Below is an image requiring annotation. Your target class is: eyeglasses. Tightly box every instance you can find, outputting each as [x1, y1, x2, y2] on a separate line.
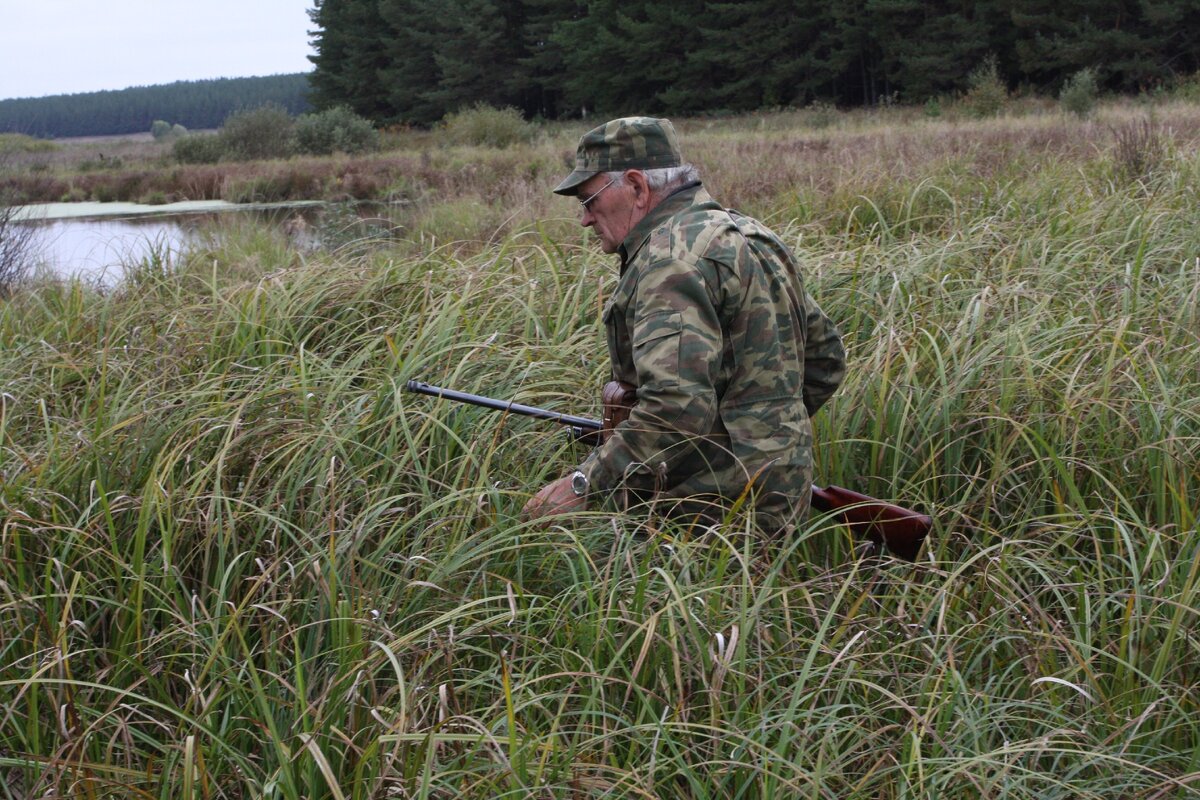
[578, 178, 616, 210]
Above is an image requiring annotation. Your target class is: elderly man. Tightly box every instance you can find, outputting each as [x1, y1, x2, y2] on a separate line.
[523, 117, 846, 532]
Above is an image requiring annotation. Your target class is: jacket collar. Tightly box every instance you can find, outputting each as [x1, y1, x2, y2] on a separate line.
[618, 180, 706, 270]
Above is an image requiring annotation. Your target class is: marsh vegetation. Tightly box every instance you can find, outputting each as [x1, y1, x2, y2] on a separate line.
[0, 100, 1198, 798]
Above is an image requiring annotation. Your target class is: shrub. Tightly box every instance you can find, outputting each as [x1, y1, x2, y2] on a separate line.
[219, 103, 295, 161]
[0, 133, 57, 155]
[151, 121, 187, 141]
[173, 134, 225, 165]
[963, 55, 1007, 118]
[1170, 71, 1200, 102]
[0, 157, 38, 295]
[440, 104, 534, 148]
[294, 106, 379, 156]
[292, 105, 376, 155]
[1060, 67, 1099, 118]
[91, 182, 120, 202]
[0, 210, 36, 295]
[805, 100, 838, 129]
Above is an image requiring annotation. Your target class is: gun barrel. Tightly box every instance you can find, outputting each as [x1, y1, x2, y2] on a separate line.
[405, 380, 602, 432]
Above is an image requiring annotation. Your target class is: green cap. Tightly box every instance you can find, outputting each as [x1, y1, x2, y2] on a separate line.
[553, 116, 682, 195]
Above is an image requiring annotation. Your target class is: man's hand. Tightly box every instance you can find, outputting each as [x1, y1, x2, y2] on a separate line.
[522, 475, 586, 522]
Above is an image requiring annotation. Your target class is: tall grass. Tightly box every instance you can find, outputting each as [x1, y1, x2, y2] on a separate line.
[0, 103, 1198, 798]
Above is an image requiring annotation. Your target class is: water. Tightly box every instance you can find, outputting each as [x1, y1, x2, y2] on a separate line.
[14, 200, 324, 285]
[28, 216, 198, 283]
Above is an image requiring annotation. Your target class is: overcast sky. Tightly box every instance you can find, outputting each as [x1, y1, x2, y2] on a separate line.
[0, 1, 315, 101]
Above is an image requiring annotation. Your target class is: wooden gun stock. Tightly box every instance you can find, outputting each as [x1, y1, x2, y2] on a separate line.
[810, 484, 931, 561]
[601, 380, 638, 438]
[574, 380, 637, 445]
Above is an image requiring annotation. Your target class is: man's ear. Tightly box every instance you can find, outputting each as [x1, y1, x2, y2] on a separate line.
[626, 170, 653, 209]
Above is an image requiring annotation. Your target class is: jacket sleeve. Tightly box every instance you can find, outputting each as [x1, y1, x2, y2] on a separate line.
[578, 256, 722, 496]
[800, 291, 846, 417]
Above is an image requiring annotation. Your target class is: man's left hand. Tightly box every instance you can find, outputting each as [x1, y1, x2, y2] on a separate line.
[522, 476, 585, 522]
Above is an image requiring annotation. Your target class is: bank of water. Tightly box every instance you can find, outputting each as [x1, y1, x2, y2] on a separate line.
[15, 200, 325, 284]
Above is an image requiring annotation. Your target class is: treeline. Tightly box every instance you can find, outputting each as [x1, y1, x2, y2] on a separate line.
[0, 74, 312, 139]
[309, 0, 1200, 124]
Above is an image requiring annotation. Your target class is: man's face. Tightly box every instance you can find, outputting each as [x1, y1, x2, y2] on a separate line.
[577, 172, 636, 254]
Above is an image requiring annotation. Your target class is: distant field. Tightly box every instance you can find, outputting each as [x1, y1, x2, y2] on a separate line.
[49, 131, 216, 144]
[57, 132, 156, 143]
[0, 101, 1198, 798]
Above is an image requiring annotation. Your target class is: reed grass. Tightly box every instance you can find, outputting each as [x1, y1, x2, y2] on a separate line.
[1, 102, 1198, 798]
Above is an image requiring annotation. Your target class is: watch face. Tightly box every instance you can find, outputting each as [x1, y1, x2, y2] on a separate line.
[571, 471, 588, 496]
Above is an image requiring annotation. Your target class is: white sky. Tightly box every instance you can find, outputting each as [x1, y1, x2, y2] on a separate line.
[0, 1, 316, 100]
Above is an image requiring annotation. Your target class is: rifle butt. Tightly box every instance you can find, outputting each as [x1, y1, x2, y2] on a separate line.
[811, 485, 931, 562]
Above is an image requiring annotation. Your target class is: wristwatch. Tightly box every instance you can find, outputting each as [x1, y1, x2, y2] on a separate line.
[569, 469, 589, 497]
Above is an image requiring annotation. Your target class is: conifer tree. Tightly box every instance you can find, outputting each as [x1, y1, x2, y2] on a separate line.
[425, 0, 528, 115]
[375, 0, 443, 124]
[1006, 0, 1172, 90]
[308, 0, 392, 120]
[516, 0, 585, 118]
[684, 0, 843, 111]
[555, 0, 707, 116]
[297, 0, 1200, 123]
[867, 0, 991, 100]
[827, 0, 886, 104]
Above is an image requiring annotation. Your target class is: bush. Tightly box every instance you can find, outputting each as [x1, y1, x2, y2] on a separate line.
[1170, 71, 1200, 102]
[152, 120, 187, 142]
[294, 106, 379, 156]
[963, 55, 1007, 118]
[219, 103, 295, 161]
[440, 104, 534, 148]
[0, 157, 38, 295]
[805, 100, 838, 129]
[1060, 68, 1099, 118]
[0, 133, 57, 155]
[173, 134, 225, 165]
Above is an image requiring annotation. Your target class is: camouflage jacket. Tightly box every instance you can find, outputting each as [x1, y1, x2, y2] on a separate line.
[578, 183, 846, 528]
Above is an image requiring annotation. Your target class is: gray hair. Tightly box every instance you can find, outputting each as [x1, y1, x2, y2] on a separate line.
[607, 164, 700, 196]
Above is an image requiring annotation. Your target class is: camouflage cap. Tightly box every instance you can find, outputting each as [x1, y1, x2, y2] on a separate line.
[553, 117, 682, 195]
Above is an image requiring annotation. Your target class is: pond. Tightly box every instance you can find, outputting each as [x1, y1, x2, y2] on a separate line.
[13, 200, 325, 284]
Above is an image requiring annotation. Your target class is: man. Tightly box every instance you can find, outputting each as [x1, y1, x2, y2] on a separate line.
[523, 117, 846, 532]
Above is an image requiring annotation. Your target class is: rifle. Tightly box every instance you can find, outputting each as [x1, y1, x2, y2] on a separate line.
[405, 380, 931, 561]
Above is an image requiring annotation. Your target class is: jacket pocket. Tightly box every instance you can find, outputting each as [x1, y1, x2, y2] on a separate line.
[632, 310, 682, 388]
